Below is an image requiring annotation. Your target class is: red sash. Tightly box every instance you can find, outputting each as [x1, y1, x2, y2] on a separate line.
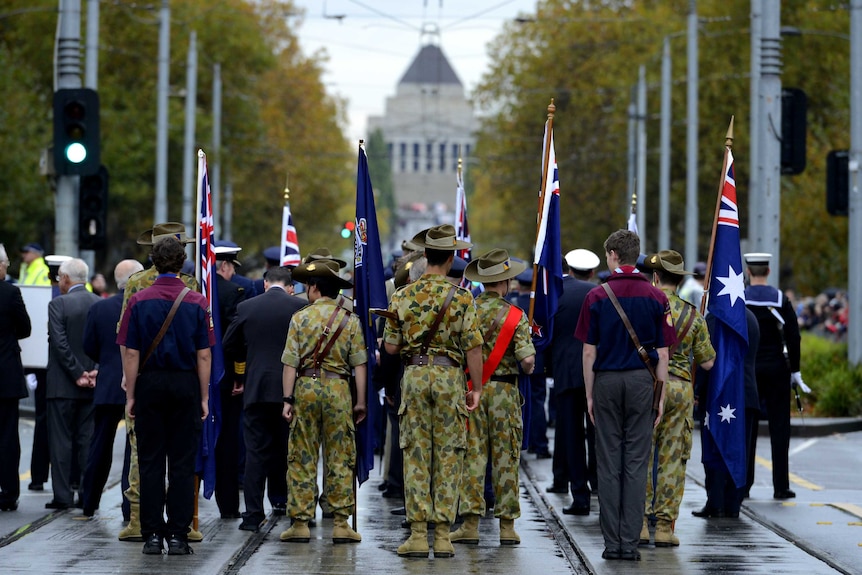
[467, 305, 524, 390]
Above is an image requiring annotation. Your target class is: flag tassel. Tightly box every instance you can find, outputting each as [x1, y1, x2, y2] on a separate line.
[701, 116, 735, 315]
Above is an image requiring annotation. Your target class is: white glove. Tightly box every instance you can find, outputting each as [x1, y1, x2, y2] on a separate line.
[791, 372, 811, 394]
[26, 373, 38, 391]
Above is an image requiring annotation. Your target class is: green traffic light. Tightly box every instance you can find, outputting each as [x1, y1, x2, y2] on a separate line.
[340, 228, 352, 239]
[65, 143, 87, 164]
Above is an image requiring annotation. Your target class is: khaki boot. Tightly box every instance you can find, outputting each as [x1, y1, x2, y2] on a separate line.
[449, 514, 480, 545]
[499, 518, 520, 545]
[639, 517, 650, 545]
[332, 514, 361, 544]
[118, 503, 143, 542]
[187, 526, 203, 542]
[654, 519, 680, 547]
[280, 519, 311, 543]
[432, 523, 455, 558]
[397, 522, 429, 558]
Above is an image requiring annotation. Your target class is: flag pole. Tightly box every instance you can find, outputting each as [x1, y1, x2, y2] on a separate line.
[195, 149, 205, 286]
[701, 116, 735, 315]
[528, 99, 556, 325]
[353, 139, 363, 532]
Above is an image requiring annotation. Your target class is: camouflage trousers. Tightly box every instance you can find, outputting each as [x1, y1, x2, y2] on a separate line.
[645, 377, 693, 522]
[458, 379, 522, 519]
[288, 375, 355, 521]
[123, 413, 139, 504]
[399, 365, 468, 525]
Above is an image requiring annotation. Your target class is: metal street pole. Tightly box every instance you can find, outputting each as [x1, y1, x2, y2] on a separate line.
[627, 89, 636, 223]
[749, 0, 762, 251]
[182, 31, 197, 251]
[154, 0, 169, 225]
[80, 0, 99, 272]
[760, 0, 782, 288]
[685, 0, 699, 268]
[849, 0, 862, 364]
[55, 0, 82, 257]
[659, 36, 671, 251]
[212, 63, 222, 234]
[636, 65, 647, 252]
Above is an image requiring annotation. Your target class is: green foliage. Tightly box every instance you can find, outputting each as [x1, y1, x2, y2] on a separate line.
[365, 129, 396, 238]
[800, 333, 862, 417]
[472, 0, 852, 294]
[0, 0, 352, 277]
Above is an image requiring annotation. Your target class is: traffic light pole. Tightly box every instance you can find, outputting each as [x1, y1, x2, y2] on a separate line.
[849, 0, 862, 365]
[55, 0, 83, 257]
[760, 1, 782, 288]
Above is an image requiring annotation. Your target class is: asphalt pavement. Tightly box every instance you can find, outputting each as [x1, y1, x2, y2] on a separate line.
[1, 415, 861, 574]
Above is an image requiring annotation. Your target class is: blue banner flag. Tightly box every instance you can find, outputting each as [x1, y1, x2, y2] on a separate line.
[530, 121, 563, 353]
[703, 148, 749, 488]
[353, 143, 388, 485]
[195, 150, 223, 499]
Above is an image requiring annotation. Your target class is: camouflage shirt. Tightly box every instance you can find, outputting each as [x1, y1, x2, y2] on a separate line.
[663, 288, 715, 382]
[383, 274, 482, 363]
[281, 298, 367, 375]
[118, 267, 200, 333]
[474, 291, 535, 376]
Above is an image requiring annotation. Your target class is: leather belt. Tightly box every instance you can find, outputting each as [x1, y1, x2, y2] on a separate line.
[405, 354, 460, 368]
[489, 374, 517, 384]
[298, 367, 346, 380]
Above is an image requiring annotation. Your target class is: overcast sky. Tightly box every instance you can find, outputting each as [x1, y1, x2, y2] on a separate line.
[290, 0, 538, 142]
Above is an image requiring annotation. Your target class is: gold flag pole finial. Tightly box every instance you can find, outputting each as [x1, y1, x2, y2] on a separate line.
[359, 138, 365, 151]
[547, 98, 556, 119]
[631, 191, 638, 213]
[284, 173, 290, 202]
[725, 115, 735, 149]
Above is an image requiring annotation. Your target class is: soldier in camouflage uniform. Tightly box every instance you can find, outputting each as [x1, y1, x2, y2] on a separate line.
[117, 223, 199, 543]
[641, 251, 715, 546]
[449, 249, 536, 546]
[383, 224, 484, 559]
[279, 259, 367, 544]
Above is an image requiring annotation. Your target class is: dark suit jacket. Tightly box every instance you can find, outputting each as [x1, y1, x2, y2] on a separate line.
[223, 287, 306, 407]
[47, 286, 101, 399]
[83, 291, 125, 405]
[550, 276, 595, 392]
[0, 281, 32, 399]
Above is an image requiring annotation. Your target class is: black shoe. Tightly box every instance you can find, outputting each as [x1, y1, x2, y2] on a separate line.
[774, 489, 796, 500]
[142, 534, 164, 555]
[535, 451, 552, 460]
[45, 500, 71, 510]
[220, 511, 242, 519]
[562, 504, 590, 516]
[167, 535, 193, 555]
[692, 506, 725, 518]
[620, 550, 642, 561]
[0, 500, 18, 512]
[381, 488, 402, 499]
[377, 480, 389, 492]
[546, 484, 568, 494]
[400, 519, 410, 529]
[272, 504, 287, 516]
[238, 520, 261, 533]
[28, 482, 44, 492]
[391, 506, 406, 516]
[601, 548, 622, 560]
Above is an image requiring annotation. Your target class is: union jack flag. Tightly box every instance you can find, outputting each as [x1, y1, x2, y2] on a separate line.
[702, 146, 748, 488]
[454, 168, 472, 288]
[195, 150, 223, 499]
[280, 201, 301, 266]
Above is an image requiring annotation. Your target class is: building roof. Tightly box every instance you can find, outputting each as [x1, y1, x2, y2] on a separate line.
[399, 44, 462, 86]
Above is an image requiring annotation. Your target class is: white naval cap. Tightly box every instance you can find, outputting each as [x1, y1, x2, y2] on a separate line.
[45, 254, 73, 267]
[743, 252, 772, 266]
[214, 245, 243, 266]
[565, 249, 600, 271]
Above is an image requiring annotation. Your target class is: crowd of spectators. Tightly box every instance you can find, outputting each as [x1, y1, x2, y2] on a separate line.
[790, 289, 849, 341]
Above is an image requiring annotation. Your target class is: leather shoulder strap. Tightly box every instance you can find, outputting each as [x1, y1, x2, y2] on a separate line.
[669, 303, 696, 356]
[317, 308, 351, 366]
[140, 287, 191, 370]
[302, 305, 343, 369]
[601, 282, 656, 379]
[421, 285, 457, 353]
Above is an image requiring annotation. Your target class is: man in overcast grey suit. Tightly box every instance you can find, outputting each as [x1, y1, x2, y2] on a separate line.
[223, 266, 306, 531]
[46, 258, 101, 510]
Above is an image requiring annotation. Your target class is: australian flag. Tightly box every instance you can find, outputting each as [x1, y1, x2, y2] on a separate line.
[280, 200, 301, 267]
[195, 150, 223, 499]
[531, 121, 563, 353]
[353, 143, 388, 485]
[454, 168, 472, 288]
[702, 148, 749, 488]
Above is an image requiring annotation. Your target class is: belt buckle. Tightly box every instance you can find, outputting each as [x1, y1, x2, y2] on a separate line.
[418, 355, 427, 366]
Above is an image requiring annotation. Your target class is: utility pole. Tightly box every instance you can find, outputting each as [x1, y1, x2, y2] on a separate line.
[749, 0, 762, 251]
[849, 0, 862, 364]
[79, 0, 99, 272]
[760, 1, 782, 287]
[636, 65, 647, 252]
[55, 0, 82, 257]
[627, 89, 636, 223]
[685, 0, 699, 268]
[154, 0, 169, 225]
[659, 36, 671, 251]
[223, 181, 233, 241]
[182, 31, 197, 255]
[212, 63, 222, 233]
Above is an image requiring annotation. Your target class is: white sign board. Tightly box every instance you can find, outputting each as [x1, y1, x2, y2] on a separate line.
[19, 285, 52, 369]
